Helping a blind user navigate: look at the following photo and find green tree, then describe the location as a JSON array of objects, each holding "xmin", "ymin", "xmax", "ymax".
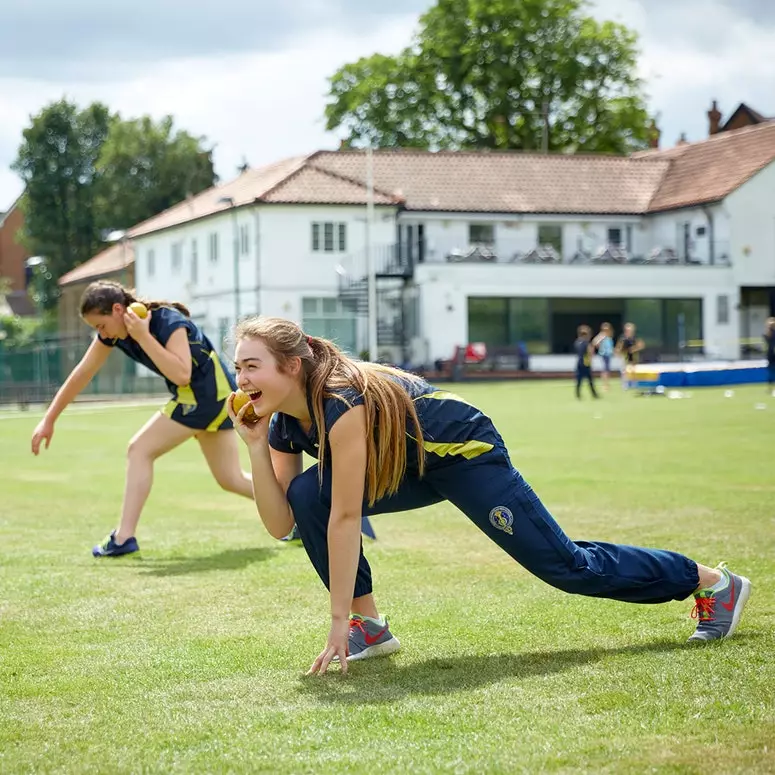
[
  {"xmin": 12, "ymin": 100, "xmax": 112, "ymax": 309},
  {"xmin": 94, "ymin": 115, "xmax": 216, "ymax": 233},
  {"xmin": 12, "ymin": 103, "xmax": 217, "ymax": 310},
  {"xmin": 325, "ymin": 0, "xmax": 651, "ymax": 154}
]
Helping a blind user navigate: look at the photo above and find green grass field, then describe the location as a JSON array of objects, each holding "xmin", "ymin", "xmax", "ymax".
[{"xmin": 1, "ymin": 382, "xmax": 774, "ymax": 774}]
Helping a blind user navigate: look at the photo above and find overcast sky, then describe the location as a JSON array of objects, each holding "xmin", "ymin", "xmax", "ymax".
[{"xmin": 2, "ymin": 0, "xmax": 775, "ymax": 209}]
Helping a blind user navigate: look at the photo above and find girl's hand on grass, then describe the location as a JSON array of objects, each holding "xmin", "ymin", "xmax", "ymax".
[{"xmin": 306, "ymin": 618, "xmax": 350, "ymax": 676}]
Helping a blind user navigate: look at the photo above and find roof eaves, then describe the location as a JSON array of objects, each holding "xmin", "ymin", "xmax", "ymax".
[{"xmin": 646, "ymin": 196, "xmax": 724, "ymax": 215}]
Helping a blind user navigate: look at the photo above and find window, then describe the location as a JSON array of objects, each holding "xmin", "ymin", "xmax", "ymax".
[
  {"xmin": 608, "ymin": 227, "xmax": 623, "ymax": 246},
  {"xmin": 665, "ymin": 299, "xmax": 703, "ymax": 352},
  {"xmin": 696, "ymin": 226, "xmax": 707, "ymax": 237},
  {"xmin": 209, "ymin": 233, "xmax": 219, "ymax": 263},
  {"xmin": 311, "ymin": 222, "xmax": 347, "ymax": 252},
  {"xmin": 467, "ymin": 297, "xmax": 550, "ymax": 353},
  {"xmin": 625, "ymin": 299, "xmax": 663, "ymax": 347},
  {"xmin": 324, "ymin": 223, "xmax": 334, "ymax": 252},
  {"xmin": 538, "ymin": 224, "xmax": 563, "ymax": 255},
  {"xmin": 302, "ymin": 297, "xmax": 357, "ymax": 353},
  {"xmin": 171, "ymin": 242, "xmax": 182, "ymax": 273},
  {"xmin": 338, "ymin": 223, "xmax": 347, "ymax": 252},
  {"xmin": 240, "ymin": 224, "xmax": 250, "ymax": 256},
  {"xmin": 717, "ymin": 295, "xmax": 729, "ymax": 325},
  {"xmin": 147, "ymin": 249, "xmax": 155, "ymax": 278},
  {"xmin": 469, "ymin": 223, "xmax": 495, "ymax": 245},
  {"xmin": 191, "ymin": 239, "xmax": 198, "ymax": 284}
]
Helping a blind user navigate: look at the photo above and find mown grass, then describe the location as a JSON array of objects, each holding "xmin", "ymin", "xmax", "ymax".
[{"xmin": 1, "ymin": 382, "xmax": 773, "ymax": 774}]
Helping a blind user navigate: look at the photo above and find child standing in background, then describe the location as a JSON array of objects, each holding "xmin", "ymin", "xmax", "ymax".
[
  {"xmin": 592, "ymin": 322, "xmax": 615, "ymax": 392},
  {"xmin": 574, "ymin": 325, "xmax": 598, "ymax": 400}
]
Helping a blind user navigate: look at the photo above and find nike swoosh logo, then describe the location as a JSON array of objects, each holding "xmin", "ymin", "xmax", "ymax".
[
  {"xmin": 721, "ymin": 577, "xmax": 737, "ymax": 611},
  {"xmin": 365, "ymin": 626, "xmax": 390, "ymax": 646}
]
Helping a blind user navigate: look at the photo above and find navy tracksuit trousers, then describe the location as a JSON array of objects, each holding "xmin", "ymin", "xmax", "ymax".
[{"xmin": 287, "ymin": 445, "xmax": 699, "ymax": 604}]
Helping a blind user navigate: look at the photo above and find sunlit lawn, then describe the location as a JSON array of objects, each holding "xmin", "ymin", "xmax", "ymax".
[{"xmin": 1, "ymin": 381, "xmax": 773, "ymax": 774}]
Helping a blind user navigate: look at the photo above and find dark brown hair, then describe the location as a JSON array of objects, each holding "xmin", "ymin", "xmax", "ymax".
[
  {"xmin": 234, "ymin": 316, "xmax": 426, "ymax": 505},
  {"xmin": 79, "ymin": 280, "xmax": 190, "ymax": 317}
]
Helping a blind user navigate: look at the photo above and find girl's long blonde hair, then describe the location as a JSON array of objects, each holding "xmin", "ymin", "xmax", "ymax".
[{"xmin": 234, "ymin": 316, "xmax": 425, "ymax": 505}]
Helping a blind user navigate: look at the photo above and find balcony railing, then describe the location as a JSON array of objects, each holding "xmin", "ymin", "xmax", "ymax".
[{"xmin": 441, "ymin": 241, "xmax": 732, "ymax": 266}]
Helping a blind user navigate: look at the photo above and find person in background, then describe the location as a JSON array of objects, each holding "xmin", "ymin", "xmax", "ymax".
[
  {"xmin": 616, "ymin": 322, "xmax": 645, "ymax": 390},
  {"xmin": 592, "ymin": 322, "xmax": 615, "ymax": 391},
  {"xmin": 764, "ymin": 317, "xmax": 775, "ymax": 397},
  {"xmin": 574, "ymin": 325, "xmax": 599, "ymax": 400},
  {"xmin": 516, "ymin": 341, "xmax": 530, "ymax": 372}
]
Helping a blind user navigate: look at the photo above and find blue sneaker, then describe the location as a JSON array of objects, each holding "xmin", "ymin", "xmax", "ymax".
[
  {"xmin": 688, "ymin": 563, "xmax": 751, "ymax": 642},
  {"xmin": 92, "ymin": 530, "xmax": 139, "ymax": 558},
  {"xmin": 346, "ymin": 614, "xmax": 400, "ymax": 661}
]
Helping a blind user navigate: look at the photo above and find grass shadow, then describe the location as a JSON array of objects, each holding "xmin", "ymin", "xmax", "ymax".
[
  {"xmin": 137, "ymin": 547, "xmax": 277, "ymax": 577},
  {"xmin": 296, "ymin": 634, "xmax": 764, "ymax": 705}
]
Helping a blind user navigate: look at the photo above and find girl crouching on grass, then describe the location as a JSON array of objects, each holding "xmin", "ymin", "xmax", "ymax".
[{"xmin": 227, "ymin": 316, "xmax": 751, "ymax": 675}]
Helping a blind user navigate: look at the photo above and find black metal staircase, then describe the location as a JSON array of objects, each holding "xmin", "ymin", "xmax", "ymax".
[{"xmin": 337, "ymin": 241, "xmax": 420, "ymax": 353}]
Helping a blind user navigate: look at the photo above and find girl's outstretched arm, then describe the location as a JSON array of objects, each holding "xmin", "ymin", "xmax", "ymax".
[{"xmin": 31, "ymin": 337, "xmax": 112, "ymax": 455}]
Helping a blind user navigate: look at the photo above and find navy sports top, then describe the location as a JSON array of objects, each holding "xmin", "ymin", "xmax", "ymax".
[
  {"xmin": 98, "ymin": 306, "xmax": 235, "ymax": 405},
  {"xmin": 268, "ymin": 375, "xmax": 503, "ymax": 470}
]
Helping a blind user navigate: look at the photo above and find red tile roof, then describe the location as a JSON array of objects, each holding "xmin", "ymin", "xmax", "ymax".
[
  {"xmin": 128, "ymin": 155, "xmax": 312, "ymax": 237},
  {"xmin": 58, "ymin": 242, "xmax": 135, "ymax": 286},
  {"xmin": 262, "ymin": 165, "xmax": 401, "ymax": 206},
  {"xmin": 63, "ymin": 123, "xmax": 775, "ymax": 255},
  {"xmin": 310, "ymin": 150, "xmax": 668, "ymax": 214},
  {"xmin": 642, "ymin": 121, "xmax": 775, "ymax": 212}
]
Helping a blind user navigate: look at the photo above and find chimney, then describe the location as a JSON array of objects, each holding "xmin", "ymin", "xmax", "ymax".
[
  {"xmin": 708, "ymin": 100, "xmax": 722, "ymax": 135},
  {"xmin": 677, "ymin": 132, "xmax": 689, "ymax": 146},
  {"xmin": 648, "ymin": 118, "xmax": 661, "ymax": 149}
]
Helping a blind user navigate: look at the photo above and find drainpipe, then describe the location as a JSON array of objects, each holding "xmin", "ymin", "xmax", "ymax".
[
  {"xmin": 701, "ymin": 205, "xmax": 715, "ymax": 265},
  {"xmin": 253, "ymin": 205, "xmax": 261, "ymax": 315}
]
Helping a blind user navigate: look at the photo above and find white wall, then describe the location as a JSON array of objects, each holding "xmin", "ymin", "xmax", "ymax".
[
  {"xmin": 257, "ymin": 204, "xmax": 396, "ymax": 308},
  {"xmin": 133, "ymin": 208, "xmax": 258, "ymax": 345},
  {"xmin": 725, "ymin": 160, "xmax": 775, "ymax": 287},
  {"xmin": 134, "ymin": 202, "xmax": 398, "ymax": 349},
  {"xmin": 645, "ymin": 204, "xmax": 729, "ymax": 264},
  {"xmin": 415, "ymin": 263, "xmax": 738, "ymax": 362}
]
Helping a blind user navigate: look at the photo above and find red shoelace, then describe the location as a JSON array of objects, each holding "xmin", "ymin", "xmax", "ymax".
[{"xmin": 691, "ymin": 595, "xmax": 716, "ymax": 622}]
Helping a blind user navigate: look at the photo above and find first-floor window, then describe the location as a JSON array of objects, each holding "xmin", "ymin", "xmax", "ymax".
[{"xmin": 302, "ymin": 297, "xmax": 357, "ymax": 353}]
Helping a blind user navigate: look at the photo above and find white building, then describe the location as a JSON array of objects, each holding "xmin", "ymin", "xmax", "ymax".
[{"xmin": 122, "ymin": 123, "xmax": 775, "ymax": 369}]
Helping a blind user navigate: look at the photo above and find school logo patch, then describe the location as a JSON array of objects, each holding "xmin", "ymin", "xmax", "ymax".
[{"xmin": 489, "ymin": 506, "xmax": 514, "ymax": 535}]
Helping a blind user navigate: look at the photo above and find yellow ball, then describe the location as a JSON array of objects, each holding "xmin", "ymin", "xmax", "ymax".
[
  {"xmin": 231, "ymin": 389, "xmax": 259, "ymax": 424},
  {"xmin": 129, "ymin": 301, "xmax": 148, "ymax": 319}
]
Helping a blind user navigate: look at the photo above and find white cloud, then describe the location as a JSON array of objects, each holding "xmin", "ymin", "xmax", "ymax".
[
  {"xmin": 0, "ymin": 16, "xmax": 418, "ymax": 208},
  {"xmin": 3, "ymin": 0, "xmax": 775, "ymax": 209}
]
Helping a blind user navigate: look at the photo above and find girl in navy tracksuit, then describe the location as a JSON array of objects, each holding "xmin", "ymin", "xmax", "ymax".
[{"xmin": 228, "ymin": 316, "xmax": 751, "ymax": 675}]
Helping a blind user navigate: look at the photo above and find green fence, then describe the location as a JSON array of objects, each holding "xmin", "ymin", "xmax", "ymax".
[{"xmin": 0, "ymin": 337, "xmax": 166, "ymax": 407}]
